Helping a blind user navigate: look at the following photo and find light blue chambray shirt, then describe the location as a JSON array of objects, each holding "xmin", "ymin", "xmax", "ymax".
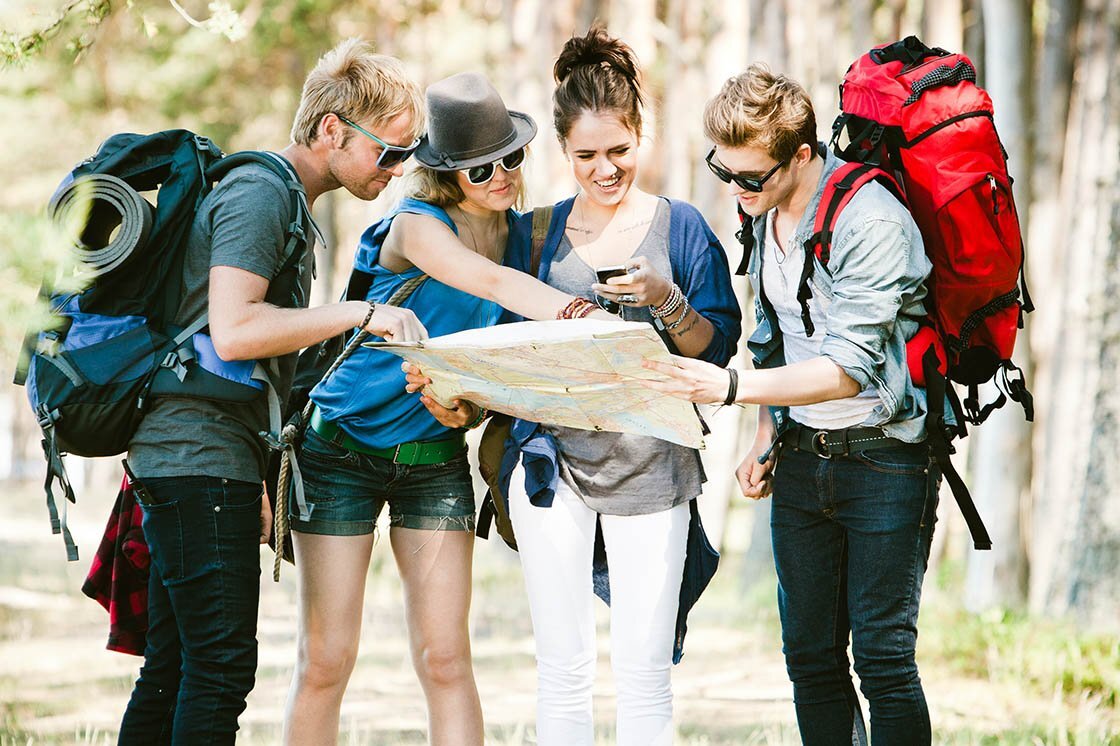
[{"xmin": 745, "ymin": 147, "xmax": 933, "ymax": 443}]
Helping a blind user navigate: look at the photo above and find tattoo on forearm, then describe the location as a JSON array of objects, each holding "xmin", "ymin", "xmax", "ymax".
[{"xmin": 670, "ymin": 313, "xmax": 699, "ymax": 337}]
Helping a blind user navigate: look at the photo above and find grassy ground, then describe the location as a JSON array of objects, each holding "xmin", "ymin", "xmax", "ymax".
[{"xmin": 0, "ymin": 479, "xmax": 1117, "ymax": 745}]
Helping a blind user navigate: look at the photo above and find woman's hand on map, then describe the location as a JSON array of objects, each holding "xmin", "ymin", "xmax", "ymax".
[
  {"xmin": 421, "ymin": 396, "xmax": 479, "ymax": 428},
  {"xmin": 402, "ymin": 361, "xmax": 478, "ymax": 428},
  {"xmin": 590, "ymin": 256, "xmax": 673, "ymax": 308},
  {"xmin": 403, "ymin": 362, "xmax": 431, "ymax": 394}
]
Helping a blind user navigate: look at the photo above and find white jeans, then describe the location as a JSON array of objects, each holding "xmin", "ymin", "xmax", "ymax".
[{"xmin": 509, "ymin": 467, "xmax": 690, "ymax": 746}]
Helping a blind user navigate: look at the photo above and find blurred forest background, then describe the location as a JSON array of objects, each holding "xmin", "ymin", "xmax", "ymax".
[{"xmin": 0, "ymin": 0, "xmax": 1118, "ymax": 743}]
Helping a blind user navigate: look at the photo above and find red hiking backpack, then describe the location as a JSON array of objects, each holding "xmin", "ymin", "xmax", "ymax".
[
  {"xmin": 829, "ymin": 36, "xmax": 1033, "ymax": 420},
  {"xmin": 736, "ymin": 37, "xmax": 1035, "ymax": 549}
]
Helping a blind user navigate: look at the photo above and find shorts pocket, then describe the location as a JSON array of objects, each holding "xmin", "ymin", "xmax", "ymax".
[{"xmin": 301, "ymin": 428, "xmax": 360, "ymax": 467}]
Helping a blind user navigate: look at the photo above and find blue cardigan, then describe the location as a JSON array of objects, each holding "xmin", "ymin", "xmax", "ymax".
[{"xmin": 500, "ymin": 195, "xmax": 743, "ymax": 662}]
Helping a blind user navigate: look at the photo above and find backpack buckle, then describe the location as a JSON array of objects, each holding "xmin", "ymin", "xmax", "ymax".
[{"xmin": 37, "ymin": 404, "xmax": 60, "ymax": 429}]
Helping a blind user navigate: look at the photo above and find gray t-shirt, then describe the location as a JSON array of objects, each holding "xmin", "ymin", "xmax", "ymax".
[
  {"xmin": 544, "ymin": 199, "xmax": 704, "ymax": 515},
  {"xmin": 128, "ymin": 160, "xmax": 315, "ymax": 483}
]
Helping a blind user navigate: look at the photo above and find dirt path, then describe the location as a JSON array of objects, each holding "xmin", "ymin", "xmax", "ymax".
[{"xmin": 0, "ymin": 482, "xmax": 1110, "ymax": 744}]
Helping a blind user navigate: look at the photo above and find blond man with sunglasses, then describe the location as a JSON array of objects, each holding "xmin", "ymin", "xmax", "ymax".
[
  {"xmin": 282, "ymin": 72, "xmax": 614, "ymax": 746},
  {"xmin": 120, "ymin": 40, "xmax": 428, "ymax": 745}
]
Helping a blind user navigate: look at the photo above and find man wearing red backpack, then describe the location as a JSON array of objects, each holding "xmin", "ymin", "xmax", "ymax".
[
  {"xmin": 645, "ymin": 65, "xmax": 938, "ymax": 745},
  {"xmin": 117, "ymin": 40, "xmax": 428, "ymax": 744}
]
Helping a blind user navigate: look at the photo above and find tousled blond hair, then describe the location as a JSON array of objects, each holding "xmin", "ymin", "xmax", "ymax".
[
  {"xmin": 290, "ymin": 39, "xmax": 424, "ymax": 146},
  {"xmin": 703, "ymin": 64, "xmax": 817, "ymax": 161}
]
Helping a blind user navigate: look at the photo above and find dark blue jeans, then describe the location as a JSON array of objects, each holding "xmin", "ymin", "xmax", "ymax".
[
  {"xmin": 771, "ymin": 440, "xmax": 939, "ymax": 746},
  {"xmin": 118, "ymin": 476, "xmax": 262, "ymax": 746}
]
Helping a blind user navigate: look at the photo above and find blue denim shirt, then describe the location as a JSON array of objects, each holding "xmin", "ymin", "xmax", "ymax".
[{"xmin": 746, "ymin": 148, "xmax": 932, "ymax": 442}]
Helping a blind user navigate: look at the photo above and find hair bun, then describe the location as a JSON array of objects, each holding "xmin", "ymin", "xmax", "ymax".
[{"xmin": 553, "ymin": 25, "xmax": 640, "ymax": 92}]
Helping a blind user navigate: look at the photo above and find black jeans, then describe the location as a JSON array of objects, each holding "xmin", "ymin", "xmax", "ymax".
[
  {"xmin": 771, "ymin": 442, "xmax": 939, "ymax": 746},
  {"xmin": 118, "ymin": 476, "xmax": 262, "ymax": 745}
]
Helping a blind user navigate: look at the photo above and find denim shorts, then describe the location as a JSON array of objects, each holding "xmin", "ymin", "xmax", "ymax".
[{"xmin": 288, "ymin": 428, "xmax": 476, "ymax": 536}]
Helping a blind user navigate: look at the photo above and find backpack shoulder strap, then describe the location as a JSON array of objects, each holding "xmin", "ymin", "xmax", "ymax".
[
  {"xmin": 806, "ymin": 162, "xmax": 904, "ymax": 266},
  {"xmin": 734, "ymin": 204, "xmax": 757, "ymax": 277},
  {"xmin": 529, "ymin": 206, "xmax": 554, "ymax": 278},
  {"xmin": 206, "ymin": 151, "xmax": 320, "ymax": 277},
  {"xmin": 794, "ymin": 162, "xmax": 906, "ymax": 337}
]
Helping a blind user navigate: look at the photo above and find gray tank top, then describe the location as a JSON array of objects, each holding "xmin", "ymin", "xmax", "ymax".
[{"xmin": 544, "ymin": 198, "xmax": 704, "ymax": 516}]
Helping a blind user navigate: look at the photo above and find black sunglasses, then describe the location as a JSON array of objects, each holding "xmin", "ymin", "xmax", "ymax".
[
  {"xmin": 337, "ymin": 115, "xmax": 421, "ymax": 170},
  {"xmin": 463, "ymin": 148, "xmax": 526, "ymax": 186},
  {"xmin": 705, "ymin": 147, "xmax": 788, "ymax": 192}
]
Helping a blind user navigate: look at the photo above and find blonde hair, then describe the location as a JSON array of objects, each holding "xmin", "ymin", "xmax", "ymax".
[
  {"xmin": 290, "ymin": 39, "xmax": 425, "ymax": 146},
  {"xmin": 405, "ymin": 161, "xmax": 527, "ymax": 211},
  {"xmin": 703, "ymin": 64, "xmax": 817, "ymax": 161}
]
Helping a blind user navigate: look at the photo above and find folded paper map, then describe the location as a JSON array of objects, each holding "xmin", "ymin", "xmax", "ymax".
[{"xmin": 366, "ymin": 319, "xmax": 704, "ymax": 449}]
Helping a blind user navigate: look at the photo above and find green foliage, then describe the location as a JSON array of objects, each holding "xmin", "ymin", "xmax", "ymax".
[
  {"xmin": 922, "ymin": 604, "xmax": 1120, "ymax": 714},
  {"xmin": 0, "ymin": 196, "xmax": 92, "ymax": 360},
  {"xmin": 0, "ymin": 0, "xmax": 111, "ymax": 67}
]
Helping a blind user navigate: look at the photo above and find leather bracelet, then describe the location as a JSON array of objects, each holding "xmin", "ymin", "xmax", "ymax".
[
  {"xmin": 359, "ymin": 300, "xmax": 377, "ymax": 330},
  {"xmin": 724, "ymin": 367, "xmax": 739, "ymax": 406}
]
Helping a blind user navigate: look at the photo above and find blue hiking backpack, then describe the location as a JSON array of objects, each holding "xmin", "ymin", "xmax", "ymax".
[{"xmin": 14, "ymin": 130, "xmax": 315, "ymax": 560}]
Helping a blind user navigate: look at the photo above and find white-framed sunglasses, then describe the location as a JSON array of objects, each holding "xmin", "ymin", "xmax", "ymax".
[{"xmin": 462, "ymin": 147, "xmax": 526, "ymax": 185}]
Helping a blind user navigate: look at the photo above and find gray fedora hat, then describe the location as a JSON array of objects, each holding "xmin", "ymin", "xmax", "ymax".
[{"xmin": 415, "ymin": 72, "xmax": 537, "ymax": 171}]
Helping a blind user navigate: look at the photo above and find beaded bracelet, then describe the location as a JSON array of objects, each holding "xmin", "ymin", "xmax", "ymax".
[
  {"xmin": 557, "ymin": 297, "xmax": 597, "ymax": 319},
  {"xmin": 464, "ymin": 403, "xmax": 489, "ymax": 430},
  {"xmin": 650, "ymin": 284, "xmax": 685, "ymax": 319},
  {"xmin": 359, "ymin": 300, "xmax": 377, "ymax": 329},
  {"xmin": 665, "ymin": 296, "xmax": 692, "ymax": 330}
]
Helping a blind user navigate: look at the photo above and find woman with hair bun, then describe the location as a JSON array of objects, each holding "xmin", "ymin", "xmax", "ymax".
[{"xmin": 499, "ymin": 26, "xmax": 741, "ymax": 746}]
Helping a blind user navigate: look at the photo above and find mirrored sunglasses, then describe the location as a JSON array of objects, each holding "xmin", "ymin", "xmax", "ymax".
[
  {"xmin": 337, "ymin": 115, "xmax": 421, "ymax": 170},
  {"xmin": 705, "ymin": 147, "xmax": 788, "ymax": 192},
  {"xmin": 463, "ymin": 147, "xmax": 526, "ymax": 186}
]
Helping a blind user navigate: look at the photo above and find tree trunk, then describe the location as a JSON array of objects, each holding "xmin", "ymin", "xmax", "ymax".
[
  {"xmin": 962, "ymin": 0, "xmax": 985, "ymax": 83},
  {"xmin": 747, "ymin": 0, "xmax": 789, "ymax": 68},
  {"xmin": 963, "ymin": 0, "xmax": 1035, "ymax": 612},
  {"xmin": 1030, "ymin": 0, "xmax": 1120, "ymax": 632},
  {"xmin": 923, "ymin": 0, "xmax": 963, "ymax": 51}
]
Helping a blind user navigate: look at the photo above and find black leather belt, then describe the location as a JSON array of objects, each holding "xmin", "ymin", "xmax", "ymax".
[{"xmin": 782, "ymin": 423, "xmax": 908, "ymax": 459}]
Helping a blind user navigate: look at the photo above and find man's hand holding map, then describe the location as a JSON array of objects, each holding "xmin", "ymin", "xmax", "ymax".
[{"xmin": 367, "ymin": 319, "xmax": 705, "ymax": 448}]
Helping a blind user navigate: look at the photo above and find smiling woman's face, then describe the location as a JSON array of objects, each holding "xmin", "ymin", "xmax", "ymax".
[{"xmin": 562, "ymin": 111, "xmax": 639, "ymax": 209}]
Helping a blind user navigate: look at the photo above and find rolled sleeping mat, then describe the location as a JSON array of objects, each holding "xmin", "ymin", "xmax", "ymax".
[{"xmin": 48, "ymin": 173, "xmax": 154, "ymax": 277}]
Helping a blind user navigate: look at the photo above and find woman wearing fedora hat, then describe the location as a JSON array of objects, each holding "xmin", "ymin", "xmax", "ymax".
[
  {"xmin": 491, "ymin": 28, "xmax": 741, "ymax": 746},
  {"xmin": 281, "ymin": 72, "xmax": 613, "ymax": 746}
]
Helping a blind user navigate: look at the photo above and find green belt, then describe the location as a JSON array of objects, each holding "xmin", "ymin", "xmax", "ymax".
[{"xmin": 308, "ymin": 406, "xmax": 466, "ymax": 466}]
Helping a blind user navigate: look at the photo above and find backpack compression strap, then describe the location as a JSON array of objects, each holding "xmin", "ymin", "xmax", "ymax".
[
  {"xmin": 922, "ymin": 345, "xmax": 993, "ymax": 550},
  {"xmin": 797, "ymin": 163, "xmax": 905, "ymax": 336}
]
